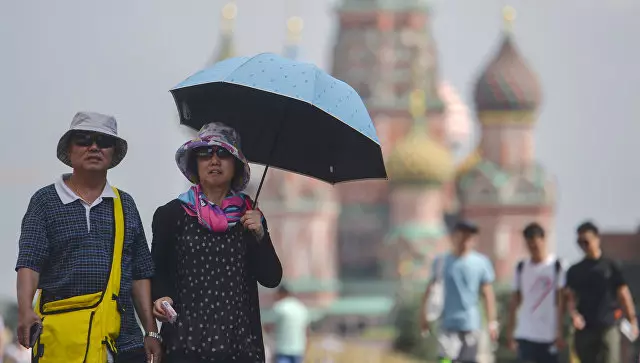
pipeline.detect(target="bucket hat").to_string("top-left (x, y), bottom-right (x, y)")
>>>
top-left (57, 111), bottom-right (128, 169)
top-left (175, 122), bottom-right (251, 191)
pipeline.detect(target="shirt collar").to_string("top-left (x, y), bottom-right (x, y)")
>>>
top-left (54, 173), bottom-right (116, 205)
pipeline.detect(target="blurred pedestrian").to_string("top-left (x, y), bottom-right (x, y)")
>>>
top-left (272, 286), bottom-right (309, 363)
top-left (564, 221), bottom-right (638, 363)
top-left (506, 222), bottom-right (566, 363)
top-left (421, 220), bottom-right (498, 363)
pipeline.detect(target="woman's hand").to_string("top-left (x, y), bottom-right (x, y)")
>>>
top-left (241, 210), bottom-right (265, 240)
top-left (153, 297), bottom-right (173, 323)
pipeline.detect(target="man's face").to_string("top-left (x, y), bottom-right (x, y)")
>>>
top-left (68, 132), bottom-right (115, 171)
top-left (452, 230), bottom-right (475, 250)
top-left (525, 236), bottom-right (545, 256)
top-left (577, 230), bottom-right (600, 253)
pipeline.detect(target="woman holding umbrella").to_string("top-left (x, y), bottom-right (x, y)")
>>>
top-left (150, 122), bottom-right (282, 363)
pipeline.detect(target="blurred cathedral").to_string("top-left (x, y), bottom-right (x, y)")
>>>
top-left (206, 0), bottom-right (555, 331)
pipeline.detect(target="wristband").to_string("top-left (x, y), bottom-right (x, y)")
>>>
top-left (488, 320), bottom-right (500, 330)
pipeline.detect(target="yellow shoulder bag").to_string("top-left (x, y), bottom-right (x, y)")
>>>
top-left (32, 187), bottom-right (125, 363)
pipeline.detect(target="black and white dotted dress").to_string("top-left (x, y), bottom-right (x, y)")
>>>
top-left (151, 199), bottom-right (283, 363)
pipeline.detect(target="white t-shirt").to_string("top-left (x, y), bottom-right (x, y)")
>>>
top-left (512, 255), bottom-right (566, 343)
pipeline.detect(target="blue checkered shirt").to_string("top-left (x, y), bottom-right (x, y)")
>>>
top-left (15, 184), bottom-right (155, 352)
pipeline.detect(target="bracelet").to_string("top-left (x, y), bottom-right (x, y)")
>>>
top-left (145, 331), bottom-right (163, 343)
top-left (488, 320), bottom-right (500, 330)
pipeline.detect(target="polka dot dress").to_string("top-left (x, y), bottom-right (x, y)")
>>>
top-left (163, 214), bottom-right (263, 362)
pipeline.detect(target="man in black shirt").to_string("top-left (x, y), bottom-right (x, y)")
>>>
top-left (564, 221), bottom-right (638, 363)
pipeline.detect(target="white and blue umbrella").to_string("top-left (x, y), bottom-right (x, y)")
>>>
top-left (170, 52), bottom-right (386, 201)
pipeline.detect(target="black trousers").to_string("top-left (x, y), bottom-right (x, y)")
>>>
top-left (115, 348), bottom-right (147, 363)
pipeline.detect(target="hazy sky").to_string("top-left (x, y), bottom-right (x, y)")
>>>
top-left (1, 0), bottom-right (639, 299)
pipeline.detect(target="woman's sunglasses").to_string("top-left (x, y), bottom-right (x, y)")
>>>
top-left (194, 146), bottom-right (232, 159)
top-left (72, 132), bottom-right (116, 149)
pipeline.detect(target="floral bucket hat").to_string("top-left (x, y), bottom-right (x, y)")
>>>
top-left (175, 122), bottom-right (251, 191)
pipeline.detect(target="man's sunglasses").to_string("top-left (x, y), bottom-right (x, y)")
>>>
top-left (194, 146), bottom-right (232, 159)
top-left (72, 132), bottom-right (116, 149)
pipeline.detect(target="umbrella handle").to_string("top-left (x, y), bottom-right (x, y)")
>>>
top-left (252, 164), bottom-right (269, 208)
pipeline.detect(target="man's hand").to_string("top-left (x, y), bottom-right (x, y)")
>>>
top-left (153, 297), bottom-right (173, 323)
top-left (506, 334), bottom-right (517, 352)
top-left (488, 321), bottom-right (500, 342)
top-left (17, 308), bottom-right (40, 348)
top-left (420, 318), bottom-right (430, 337)
top-left (571, 312), bottom-right (585, 330)
top-left (144, 336), bottom-right (163, 363)
top-left (241, 210), bottom-right (265, 240)
top-left (629, 319), bottom-right (639, 340)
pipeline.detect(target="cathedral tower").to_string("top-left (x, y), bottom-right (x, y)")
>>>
top-left (257, 11), bottom-right (340, 309)
top-left (385, 88), bottom-right (454, 286)
top-left (332, 0), bottom-right (446, 283)
top-left (457, 7), bottom-right (556, 282)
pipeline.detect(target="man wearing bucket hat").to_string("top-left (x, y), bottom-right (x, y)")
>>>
top-left (15, 112), bottom-right (162, 363)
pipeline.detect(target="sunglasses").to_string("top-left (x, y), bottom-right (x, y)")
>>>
top-left (72, 132), bottom-right (116, 149)
top-left (194, 146), bottom-right (233, 159)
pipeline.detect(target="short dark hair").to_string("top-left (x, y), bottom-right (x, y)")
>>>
top-left (577, 221), bottom-right (599, 235)
top-left (522, 222), bottom-right (545, 240)
top-left (453, 220), bottom-right (479, 234)
top-left (187, 150), bottom-right (245, 188)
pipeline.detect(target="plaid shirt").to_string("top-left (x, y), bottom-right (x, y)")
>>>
top-left (15, 181), bottom-right (155, 353)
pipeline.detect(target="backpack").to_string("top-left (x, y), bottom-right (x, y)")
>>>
top-left (516, 258), bottom-right (562, 304)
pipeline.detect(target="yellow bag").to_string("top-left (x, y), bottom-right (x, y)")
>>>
top-left (32, 187), bottom-right (125, 363)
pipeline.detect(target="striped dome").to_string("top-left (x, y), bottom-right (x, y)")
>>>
top-left (474, 35), bottom-right (541, 112)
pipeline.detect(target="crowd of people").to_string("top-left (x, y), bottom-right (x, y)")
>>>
top-left (421, 220), bottom-right (638, 363)
top-left (11, 110), bottom-right (639, 363)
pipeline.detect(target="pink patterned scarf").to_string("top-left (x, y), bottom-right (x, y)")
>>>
top-left (178, 184), bottom-right (252, 232)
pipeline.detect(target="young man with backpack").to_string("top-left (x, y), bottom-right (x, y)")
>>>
top-left (506, 222), bottom-right (566, 363)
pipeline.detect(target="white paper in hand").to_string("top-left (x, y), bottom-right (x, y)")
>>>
top-left (620, 318), bottom-right (638, 342)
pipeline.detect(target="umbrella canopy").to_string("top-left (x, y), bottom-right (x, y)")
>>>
top-left (170, 53), bottom-right (386, 198)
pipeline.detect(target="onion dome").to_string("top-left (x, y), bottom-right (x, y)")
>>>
top-left (208, 2), bottom-right (237, 65)
top-left (473, 6), bottom-right (541, 112)
top-left (387, 89), bottom-right (455, 184)
top-left (283, 16), bottom-right (304, 60)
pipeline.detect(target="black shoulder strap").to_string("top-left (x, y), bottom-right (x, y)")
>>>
top-left (516, 260), bottom-right (525, 290)
top-left (554, 258), bottom-right (563, 305)
top-left (554, 259), bottom-right (562, 274)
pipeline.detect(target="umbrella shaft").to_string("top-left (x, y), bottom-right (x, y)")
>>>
top-left (253, 164), bottom-right (270, 208)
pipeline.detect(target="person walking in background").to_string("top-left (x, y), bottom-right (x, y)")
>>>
top-left (421, 220), bottom-right (499, 363)
top-left (14, 112), bottom-right (161, 363)
top-left (506, 222), bottom-right (566, 363)
top-left (564, 221), bottom-right (638, 363)
top-left (0, 314), bottom-right (5, 363)
top-left (272, 285), bottom-right (310, 363)
top-left (151, 122), bottom-right (282, 363)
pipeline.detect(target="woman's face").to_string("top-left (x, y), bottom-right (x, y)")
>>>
top-left (194, 146), bottom-right (236, 189)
